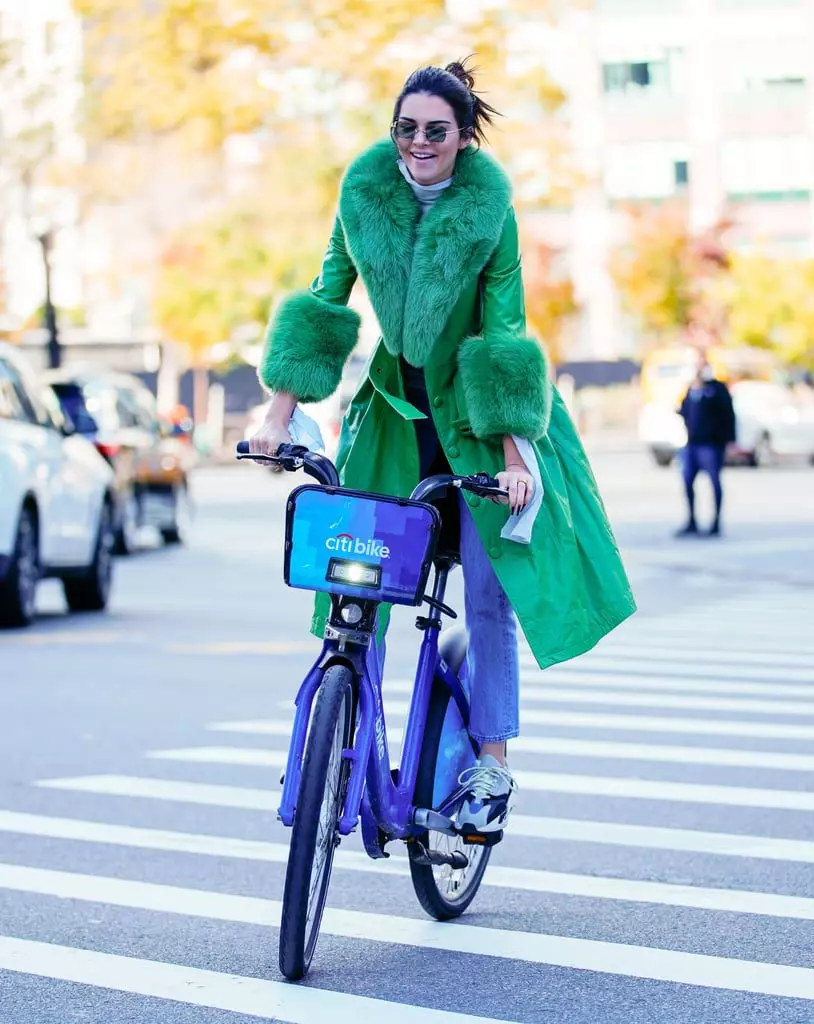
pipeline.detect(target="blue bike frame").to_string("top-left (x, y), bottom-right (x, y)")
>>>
top-left (276, 571), bottom-right (471, 849)
top-left (234, 442), bottom-right (499, 856)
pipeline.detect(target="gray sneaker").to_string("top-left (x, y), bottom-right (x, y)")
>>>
top-left (456, 754), bottom-right (517, 834)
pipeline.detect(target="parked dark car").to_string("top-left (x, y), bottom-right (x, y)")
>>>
top-left (43, 366), bottom-right (194, 553)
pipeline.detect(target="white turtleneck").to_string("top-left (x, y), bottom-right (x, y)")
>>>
top-left (398, 159), bottom-right (454, 217)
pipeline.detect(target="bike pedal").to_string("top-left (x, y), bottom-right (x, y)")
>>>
top-left (461, 829), bottom-right (504, 848)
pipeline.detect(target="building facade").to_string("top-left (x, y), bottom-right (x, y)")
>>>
top-left (550, 0), bottom-right (814, 359)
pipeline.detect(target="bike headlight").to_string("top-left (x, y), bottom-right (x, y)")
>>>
top-left (327, 558), bottom-right (381, 589)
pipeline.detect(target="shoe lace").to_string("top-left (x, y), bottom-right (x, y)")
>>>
top-left (457, 763), bottom-right (518, 802)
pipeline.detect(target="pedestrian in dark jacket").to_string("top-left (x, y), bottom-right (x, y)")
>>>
top-left (676, 352), bottom-right (736, 537)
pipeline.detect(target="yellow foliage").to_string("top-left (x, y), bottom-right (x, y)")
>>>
top-left (713, 253), bottom-right (814, 369)
top-left (610, 202), bottom-right (730, 346)
top-left (73, 0), bottom-right (574, 363)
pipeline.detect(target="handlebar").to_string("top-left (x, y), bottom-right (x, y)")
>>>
top-left (235, 441), bottom-right (340, 487)
top-left (410, 473), bottom-right (508, 503)
top-left (235, 442), bottom-right (507, 501)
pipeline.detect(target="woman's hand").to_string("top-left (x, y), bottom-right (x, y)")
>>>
top-left (247, 392), bottom-right (297, 470)
top-left (493, 436), bottom-right (535, 515)
top-left (494, 463), bottom-right (535, 516)
top-left (248, 416), bottom-right (292, 472)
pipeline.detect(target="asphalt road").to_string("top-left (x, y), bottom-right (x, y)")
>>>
top-left (1, 450), bottom-right (813, 1024)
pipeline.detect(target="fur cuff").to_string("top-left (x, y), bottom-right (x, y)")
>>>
top-left (258, 290), bottom-right (361, 402)
top-left (457, 333), bottom-right (552, 441)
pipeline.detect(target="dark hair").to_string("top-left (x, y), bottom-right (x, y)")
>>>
top-left (392, 56), bottom-right (501, 147)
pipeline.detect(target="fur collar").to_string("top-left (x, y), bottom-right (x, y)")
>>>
top-left (338, 138), bottom-right (512, 366)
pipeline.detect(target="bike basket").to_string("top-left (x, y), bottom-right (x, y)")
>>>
top-left (284, 485), bottom-right (441, 605)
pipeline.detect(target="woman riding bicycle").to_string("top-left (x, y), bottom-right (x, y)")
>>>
top-left (250, 59), bottom-right (636, 834)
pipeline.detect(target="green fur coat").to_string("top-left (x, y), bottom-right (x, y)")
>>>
top-left (259, 138), bottom-right (636, 668)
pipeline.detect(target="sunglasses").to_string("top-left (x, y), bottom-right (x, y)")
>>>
top-left (391, 119), bottom-right (469, 144)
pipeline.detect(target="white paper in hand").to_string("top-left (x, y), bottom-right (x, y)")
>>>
top-left (499, 436), bottom-right (544, 545)
top-left (287, 406), bottom-right (326, 453)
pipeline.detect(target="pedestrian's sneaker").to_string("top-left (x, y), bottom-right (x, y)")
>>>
top-left (456, 755), bottom-right (517, 834)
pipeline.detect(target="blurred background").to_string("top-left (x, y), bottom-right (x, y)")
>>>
top-left (3, 6), bottom-right (814, 1019)
top-left (2, 0), bottom-right (814, 458)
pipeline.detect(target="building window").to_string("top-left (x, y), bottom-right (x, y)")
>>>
top-left (602, 50), bottom-right (684, 96)
top-left (605, 142), bottom-right (690, 200)
top-left (720, 41), bottom-right (807, 94)
top-left (721, 135), bottom-right (812, 199)
top-left (717, 0), bottom-right (799, 8)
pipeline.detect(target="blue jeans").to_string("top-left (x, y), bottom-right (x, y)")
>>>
top-left (404, 368), bottom-right (520, 743)
top-left (681, 444), bottom-right (725, 526)
top-left (459, 494), bottom-right (520, 744)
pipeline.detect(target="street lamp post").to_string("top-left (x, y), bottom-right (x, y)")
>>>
top-left (37, 230), bottom-right (61, 369)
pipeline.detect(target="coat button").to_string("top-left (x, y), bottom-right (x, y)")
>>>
top-left (489, 545), bottom-right (502, 559)
top-left (433, 396), bottom-right (444, 408)
top-left (447, 445), bottom-right (460, 459)
top-left (468, 495), bottom-right (481, 509)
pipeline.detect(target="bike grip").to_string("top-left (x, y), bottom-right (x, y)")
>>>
top-left (236, 441), bottom-right (250, 455)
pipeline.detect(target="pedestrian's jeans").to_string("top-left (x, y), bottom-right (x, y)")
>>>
top-left (455, 494), bottom-right (520, 744)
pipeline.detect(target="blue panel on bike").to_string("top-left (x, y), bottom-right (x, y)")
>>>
top-left (434, 663), bottom-right (477, 808)
top-left (284, 485), bottom-right (441, 605)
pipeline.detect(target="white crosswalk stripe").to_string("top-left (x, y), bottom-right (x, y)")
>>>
top-left (6, 581), bottom-right (814, 1018)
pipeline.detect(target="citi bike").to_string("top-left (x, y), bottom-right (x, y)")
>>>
top-left (236, 440), bottom-right (509, 980)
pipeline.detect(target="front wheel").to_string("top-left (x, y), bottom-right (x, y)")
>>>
top-left (0, 506), bottom-right (39, 628)
top-left (63, 503), bottom-right (115, 613)
top-left (278, 664), bottom-right (355, 981)
top-left (409, 675), bottom-right (492, 920)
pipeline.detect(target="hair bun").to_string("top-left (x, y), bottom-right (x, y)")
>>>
top-left (445, 59), bottom-right (476, 92)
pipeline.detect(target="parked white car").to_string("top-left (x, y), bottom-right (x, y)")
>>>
top-left (0, 344), bottom-right (116, 627)
top-left (639, 380), bottom-right (814, 468)
top-left (730, 380), bottom-right (814, 465)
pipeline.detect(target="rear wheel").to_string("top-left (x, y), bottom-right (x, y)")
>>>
top-left (161, 483), bottom-right (191, 545)
top-left (63, 503), bottom-right (115, 612)
top-left (279, 664), bottom-right (355, 980)
top-left (409, 676), bottom-right (491, 920)
top-left (114, 488), bottom-right (141, 555)
top-left (0, 506), bottom-right (39, 628)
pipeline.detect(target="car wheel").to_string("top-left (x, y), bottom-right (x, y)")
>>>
top-left (160, 483), bottom-right (192, 546)
top-left (63, 503), bottom-right (115, 613)
top-left (0, 506), bottom-right (39, 628)
top-left (652, 450), bottom-right (674, 468)
top-left (749, 433), bottom-right (772, 468)
top-left (114, 488), bottom-right (141, 556)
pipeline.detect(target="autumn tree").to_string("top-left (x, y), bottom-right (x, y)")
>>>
top-left (714, 253), bottom-right (814, 370)
top-left (72, 0), bottom-right (575, 413)
top-left (610, 201), bottom-right (731, 349)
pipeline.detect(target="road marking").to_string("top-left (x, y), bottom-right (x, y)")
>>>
top-left (4, 816), bottom-right (814, 917)
top-left (279, 701), bottom-right (814, 740)
top-left (35, 775), bottom-right (280, 810)
top-left (164, 641), bottom-right (313, 655)
top-left (524, 673), bottom-right (814, 699)
top-left (0, 630), bottom-right (148, 646)
top-left (2, 876), bottom-right (814, 999)
top-left (519, 655), bottom-right (814, 684)
top-left (5, 808), bottom-right (814, 867)
top-left (150, 737), bottom-right (814, 774)
top-left (564, 643), bottom-right (814, 669)
top-left (491, 687), bottom-right (814, 717)
top-left (0, 937), bottom-right (498, 1024)
top-left (36, 769), bottom-right (814, 812)
top-left (381, 673), bottom-right (814, 700)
